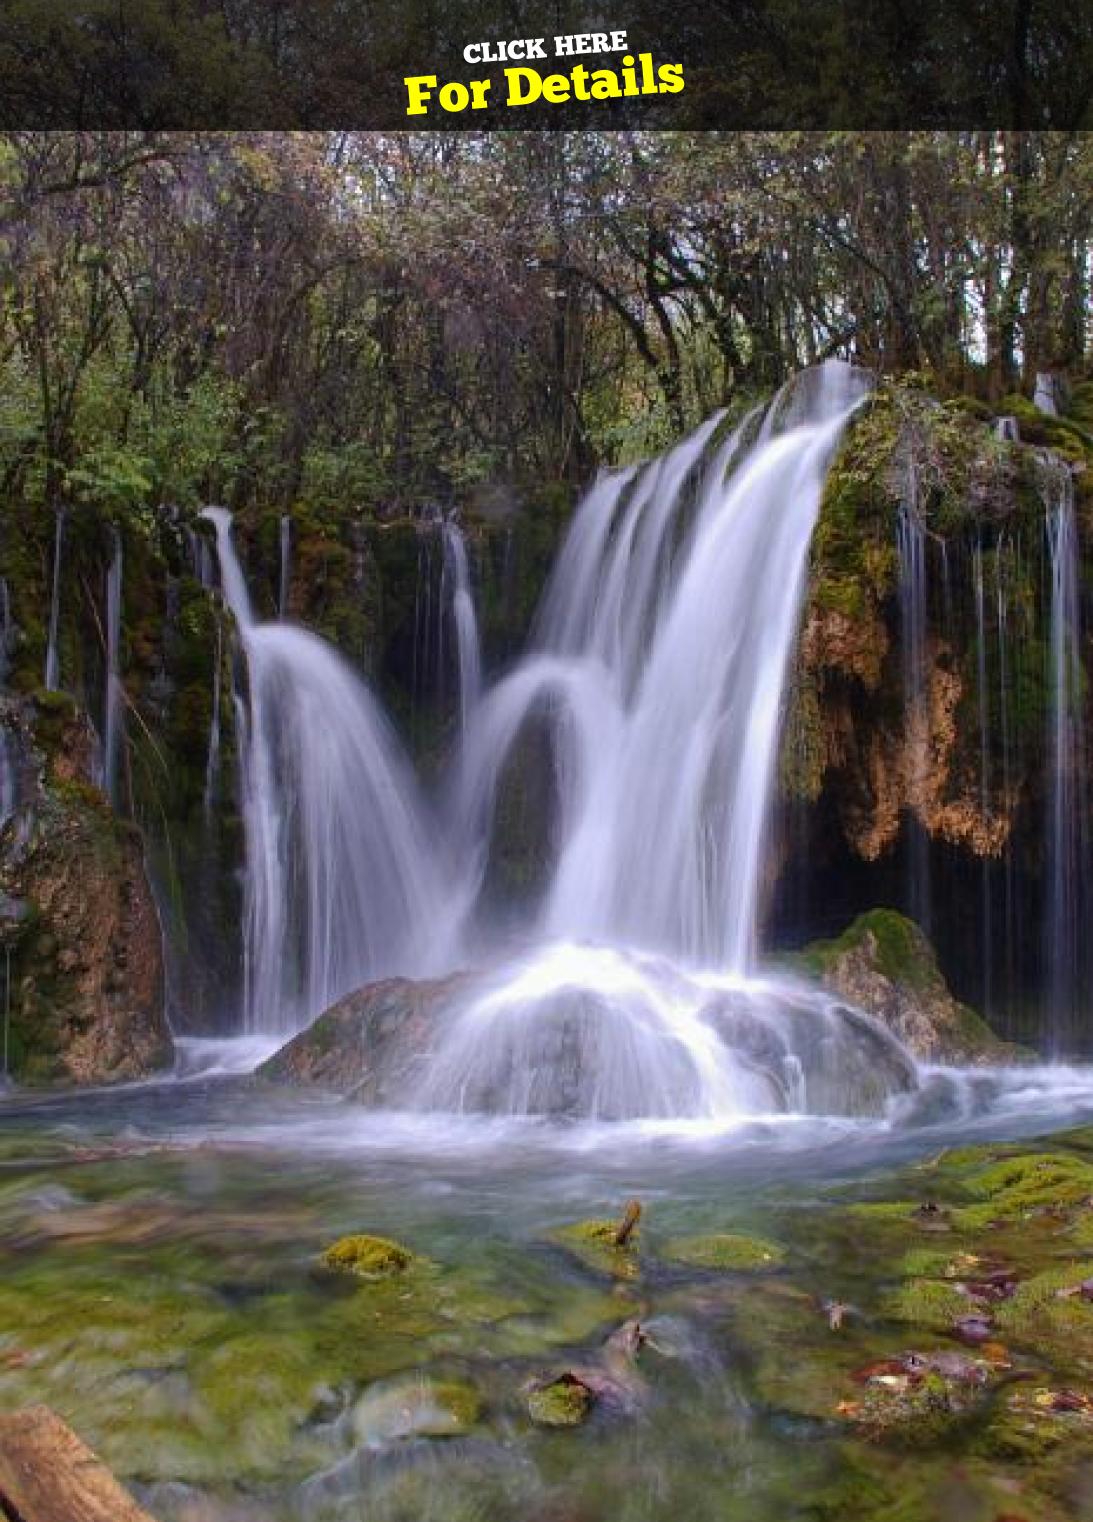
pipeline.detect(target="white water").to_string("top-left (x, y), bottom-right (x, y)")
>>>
top-left (442, 522), bottom-right (481, 735)
top-left (203, 366), bottom-right (940, 1118)
top-left (1045, 466), bottom-right (1087, 1050)
top-left (203, 621), bottom-right (222, 822)
top-left (897, 496), bottom-right (931, 932)
top-left (43, 508), bottom-right (65, 691)
top-left (203, 509), bottom-right (458, 1033)
top-left (102, 528), bottom-right (124, 807)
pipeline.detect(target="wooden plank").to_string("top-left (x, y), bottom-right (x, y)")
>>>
top-left (0, 1406), bottom-right (156, 1522)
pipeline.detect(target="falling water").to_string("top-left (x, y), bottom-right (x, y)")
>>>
top-left (204, 621), bottom-right (222, 822)
top-left (897, 497), bottom-right (930, 932)
top-left (43, 507), bottom-right (65, 691)
top-left (972, 538), bottom-right (993, 1014)
top-left (205, 368), bottom-right (927, 1118)
top-left (203, 508), bottom-right (456, 1034)
top-left (442, 522), bottom-right (482, 735)
top-left (279, 515), bottom-right (292, 618)
top-left (995, 416), bottom-right (1020, 443)
top-left (102, 528), bottom-right (124, 807)
top-left (0, 726), bottom-right (16, 826)
top-left (1045, 467), bottom-right (1087, 1051)
top-left (458, 363), bottom-right (869, 971)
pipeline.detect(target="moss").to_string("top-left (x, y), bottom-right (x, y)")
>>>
top-left (319, 1233), bottom-right (418, 1279)
top-left (798, 908), bottom-right (938, 993)
top-left (882, 1276), bottom-right (969, 1330)
top-left (351, 1376), bottom-right (483, 1441)
top-left (552, 1219), bottom-right (640, 1280)
top-left (661, 1232), bottom-right (786, 1272)
top-left (526, 1372), bottom-right (595, 1427)
top-left (951, 1151), bottom-right (1093, 1229)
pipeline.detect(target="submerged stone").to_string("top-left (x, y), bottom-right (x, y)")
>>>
top-left (319, 1234), bottom-right (417, 1279)
top-left (526, 1372), bottom-right (596, 1428)
top-left (661, 1232), bottom-right (786, 1272)
top-left (351, 1377), bottom-right (482, 1444)
top-left (552, 1219), bottom-right (641, 1280)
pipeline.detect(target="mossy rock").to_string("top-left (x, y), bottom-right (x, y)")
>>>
top-left (794, 909), bottom-right (1021, 1064)
top-left (351, 1376), bottom-right (482, 1443)
top-left (526, 1372), bottom-right (595, 1428)
top-left (319, 1233), bottom-right (418, 1279)
top-left (551, 1219), bottom-right (640, 1280)
top-left (951, 1150), bottom-right (1093, 1229)
top-left (882, 1276), bottom-right (970, 1330)
top-left (661, 1232), bottom-right (786, 1272)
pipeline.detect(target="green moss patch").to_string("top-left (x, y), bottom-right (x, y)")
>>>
top-left (319, 1233), bottom-right (418, 1279)
top-left (661, 1232), bottom-right (786, 1272)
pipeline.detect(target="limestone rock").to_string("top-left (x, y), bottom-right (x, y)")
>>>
top-left (794, 909), bottom-right (1021, 1065)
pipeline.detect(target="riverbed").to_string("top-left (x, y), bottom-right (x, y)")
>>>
top-left (3, 1061), bottom-right (1093, 1520)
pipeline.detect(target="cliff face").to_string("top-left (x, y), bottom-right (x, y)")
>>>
top-left (0, 694), bottom-right (171, 1084)
top-left (774, 379), bottom-right (1093, 1035)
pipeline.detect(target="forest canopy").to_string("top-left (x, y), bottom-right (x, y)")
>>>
top-left (0, 131), bottom-right (1089, 518)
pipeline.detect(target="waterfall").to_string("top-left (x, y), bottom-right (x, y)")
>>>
top-left (43, 507), bottom-right (65, 691)
top-left (972, 538), bottom-right (993, 1014)
top-left (1045, 467), bottom-right (1088, 1052)
top-left (897, 497), bottom-right (930, 932)
top-left (995, 416), bottom-right (1020, 442)
top-left (200, 369), bottom-right (930, 1120)
top-left (203, 508), bottom-right (456, 1034)
top-left (203, 621), bottom-right (222, 822)
top-left (460, 362), bottom-right (869, 971)
top-left (279, 515), bottom-right (291, 618)
top-left (0, 726), bottom-right (16, 826)
top-left (102, 528), bottom-right (124, 807)
top-left (442, 522), bottom-right (482, 735)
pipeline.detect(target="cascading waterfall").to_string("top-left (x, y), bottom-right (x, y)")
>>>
top-left (897, 495), bottom-right (931, 932)
top-left (204, 365), bottom-right (929, 1117)
top-left (1045, 466), bottom-right (1088, 1051)
top-left (972, 537), bottom-right (993, 1013)
top-left (0, 726), bottom-right (16, 826)
top-left (203, 621), bottom-right (222, 822)
top-left (43, 507), bottom-right (65, 692)
top-left (102, 528), bottom-right (124, 807)
top-left (203, 508), bottom-right (457, 1034)
top-left (442, 522), bottom-right (482, 735)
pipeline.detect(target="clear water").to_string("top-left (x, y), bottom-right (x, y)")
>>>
top-left (2, 1073), bottom-right (1093, 1520)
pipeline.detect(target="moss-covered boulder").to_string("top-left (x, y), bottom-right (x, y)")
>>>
top-left (0, 696), bottom-right (171, 1084)
top-left (319, 1233), bottom-right (418, 1279)
top-left (793, 909), bottom-right (1021, 1064)
top-left (526, 1372), bottom-right (596, 1428)
top-left (661, 1232), bottom-right (786, 1272)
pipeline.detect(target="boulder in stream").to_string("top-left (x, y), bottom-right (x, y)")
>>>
top-left (790, 909), bottom-right (1026, 1065)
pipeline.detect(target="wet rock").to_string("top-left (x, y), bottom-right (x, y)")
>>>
top-left (661, 1232), bottom-right (786, 1272)
top-left (551, 1219), bottom-right (641, 1280)
top-left (0, 696), bottom-right (170, 1084)
top-left (793, 909), bottom-right (1021, 1064)
top-left (257, 973), bottom-right (473, 1100)
top-left (351, 1377), bottom-right (482, 1444)
top-left (320, 1234), bottom-right (419, 1279)
top-left (526, 1372), bottom-right (597, 1428)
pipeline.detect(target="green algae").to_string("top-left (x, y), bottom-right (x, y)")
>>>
top-left (661, 1232), bottom-right (786, 1272)
top-left (527, 1372), bottom-right (595, 1428)
top-left (319, 1233), bottom-right (418, 1278)
top-left (552, 1218), bottom-right (641, 1280)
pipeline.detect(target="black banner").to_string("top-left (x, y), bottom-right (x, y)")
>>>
top-left (0, 0), bottom-right (1089, 128)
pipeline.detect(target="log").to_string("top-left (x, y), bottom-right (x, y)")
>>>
top-left (0, 1406), bottom-right (156, 1522)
